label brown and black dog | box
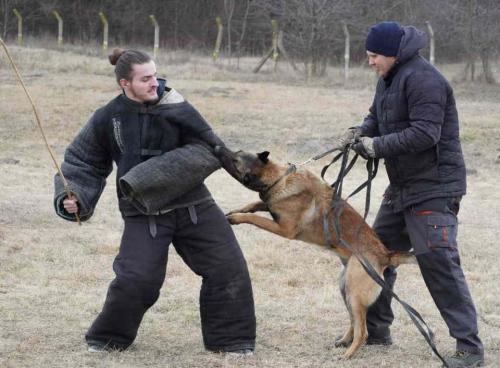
[216,146,413,359]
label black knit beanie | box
[365,21,404,57]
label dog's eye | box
[243,173,251,183]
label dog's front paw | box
[226,213,243,225]
[334,332,353,348]
[334,339,351,348]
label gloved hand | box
[338,127,361,149]
[352,136,376,159]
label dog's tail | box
[388,251,416,267]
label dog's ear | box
[257,151,270,163]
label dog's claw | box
[226,213,238,225]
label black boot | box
[443,351,484,367]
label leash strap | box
[321,151,344,180]
[313,146,343,161]
[148,216,158,238]
[323,148,449,368]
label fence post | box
[276,30,299,73]
[12,9,23,46]
[98,12,108,54]
[425,21,435,65]
[342,21,350,81]
[271,19,279,71]
[52,10,63,46]
[213,16,223,62]
[149,15,159,59]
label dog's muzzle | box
[214,146,243,181]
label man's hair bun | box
[108,48,151,82]
[109,48,125,66]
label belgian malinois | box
[216,146,413,359]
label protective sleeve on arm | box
[54,113,113,222]
[119,143,221,214]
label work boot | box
[225,348,254,357]
[87,339,124,353]
[443,351,484,368]
[366,334,393,346]
[87,340,111,353]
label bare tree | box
[0,0,497,84]
[224,0,235,63]
[1,0,12,39]
[473,0,498,83]
[429,0,497,83]
[235,0,251,69]
[281,0,346,78]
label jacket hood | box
[156,78,167,100]
[397,26,428,64]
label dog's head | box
[215,146,272,192]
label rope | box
[294,146,342,168]
[0,39,81,225]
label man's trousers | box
[85,199,256,352]
[366,197,483,355]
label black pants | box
[366,197,483,355]
[85,199,256,352]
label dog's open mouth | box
[215,146,269,192]
[214,146,244,181]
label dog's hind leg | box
[343,258,382,359]
[343,296,368,359]
[335,266,354,348]
[335,323,354,348]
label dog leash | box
[322,147,450,368]
[293,145,343,168]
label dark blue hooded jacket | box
[361,26,466,211]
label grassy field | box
[1,45,499,368]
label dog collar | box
[259,163,297,201]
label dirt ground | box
[1,46,499,368]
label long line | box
[0,39,81,225]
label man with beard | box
[54,48,256,356]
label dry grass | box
[1,44,499,368]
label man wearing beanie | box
[337,22,484,368]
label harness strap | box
[188,205,198,225]
[148,215,157,238]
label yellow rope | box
[0,38,81,225]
